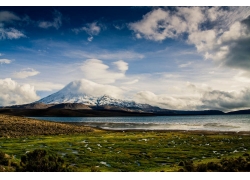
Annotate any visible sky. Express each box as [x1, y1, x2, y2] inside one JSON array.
[[0, 4, 250, 112]]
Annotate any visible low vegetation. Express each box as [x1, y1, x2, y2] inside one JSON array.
[[0, 149, 74, 172], [0, 114, 93, 137], [179, 154, 250, 172], [0, 114, 250, 172]]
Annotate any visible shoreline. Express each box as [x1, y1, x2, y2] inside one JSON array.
[[64, 122, 250, 135]]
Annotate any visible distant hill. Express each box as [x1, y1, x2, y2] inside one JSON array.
[[227, 109, 250, 115], [0, 102, 225, 117]]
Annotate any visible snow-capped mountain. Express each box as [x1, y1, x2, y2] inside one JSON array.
[[37, 80, 149, 109]]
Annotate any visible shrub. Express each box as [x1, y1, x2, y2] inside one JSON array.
[[180, 156, 250, 172], [19, 149, 74, 172], [0, 150, 9, 166]]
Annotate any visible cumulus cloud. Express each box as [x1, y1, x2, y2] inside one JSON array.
[[0, 28, 26, 40], [0, 59, 11, 64], [72, 21, 102, 41], [129, 8, 174, 41], [129, 7, 205, 41], [38, 10, 62, 29], [0, 78, 40, 106], [113, 60, 128, 72], [80, 59, 128, 84], [12, 68, 40, 79], [129, 7, 250, 73]]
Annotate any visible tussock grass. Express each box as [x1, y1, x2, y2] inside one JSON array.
[[0, 114, 93, 137]]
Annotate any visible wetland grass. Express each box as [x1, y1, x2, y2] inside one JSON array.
[[1, 114, 250, 172]]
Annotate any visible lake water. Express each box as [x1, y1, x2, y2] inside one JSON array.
[[30, 114, 250, 132]]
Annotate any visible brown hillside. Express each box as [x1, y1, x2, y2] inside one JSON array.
[[0, 114, 93, 138]]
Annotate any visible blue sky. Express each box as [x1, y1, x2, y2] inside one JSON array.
[[1, 4, 250, 112]]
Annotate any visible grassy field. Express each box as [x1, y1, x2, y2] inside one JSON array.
[[1, 114, 250, 172]]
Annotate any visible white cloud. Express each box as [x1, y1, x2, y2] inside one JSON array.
[[0, 11, 20, 23], [38, 10, 62, 29], [129, 7, 250, 73], [0, 78, 40, 106], [72, 21, 102, 41], [177, 7, 205, 32], [188, 30, 217, 52], [129, 8, 174, 41], [65, 79, 124, 99], [12, 68, 40, 79], [178, 61, 193, 68], [0, 59, 11, 64], [0, 28, 26, 40], [135, 90, 201, 110], [67, 50, 144, 60], [218, 21, 249, 43], [87, 36, 93, 42], [129, 7, 205, 41], [80, 59, 128, 84], [82, 22, 101, 36], [129, 7, 250, 42], [113, 60, 128, 72], [134, 83, 250, 112]]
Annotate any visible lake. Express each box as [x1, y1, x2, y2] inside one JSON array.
[[30, 114, 250, 132]]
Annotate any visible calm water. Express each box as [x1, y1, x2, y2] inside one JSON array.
[[30, 114, 250, 132]]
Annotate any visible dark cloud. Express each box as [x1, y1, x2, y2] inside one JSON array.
[[0, 11, 20, 23], [242, 15, 250, 29], [199, 89, 250, 112], [222, 16, 250, 72]]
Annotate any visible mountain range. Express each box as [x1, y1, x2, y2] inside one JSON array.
[[0, 79, 249, 117]]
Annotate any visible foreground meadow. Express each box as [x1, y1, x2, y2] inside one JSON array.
[[0, 114, 250, 172]]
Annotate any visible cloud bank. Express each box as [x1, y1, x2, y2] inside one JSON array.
[[0, 78, 40, 106], [135, 83, 250, 112]]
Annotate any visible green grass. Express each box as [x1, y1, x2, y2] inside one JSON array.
[[1, 130, 250, 172]]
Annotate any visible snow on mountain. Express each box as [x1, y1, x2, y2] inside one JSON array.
[[37, 79, 147, 109]]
